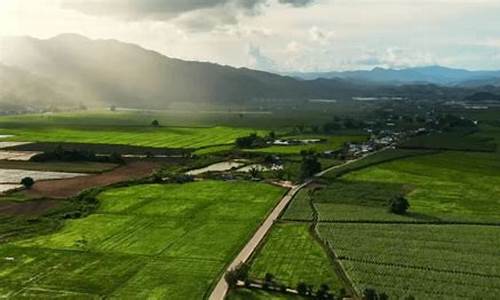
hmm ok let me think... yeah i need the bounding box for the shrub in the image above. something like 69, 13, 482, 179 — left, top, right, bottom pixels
235, 133, 266, 148
388, 195, 410, 214
21, 177, 35, 189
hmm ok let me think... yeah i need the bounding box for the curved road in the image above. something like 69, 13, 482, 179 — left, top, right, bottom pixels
209, 150, 384, 300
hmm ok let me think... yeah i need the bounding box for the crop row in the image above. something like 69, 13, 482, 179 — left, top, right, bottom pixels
317, 223, 500, 299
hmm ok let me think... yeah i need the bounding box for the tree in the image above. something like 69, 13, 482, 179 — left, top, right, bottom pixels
262, 273, 274, 290
110, 105, 116, 111
235, 133, 265, 148
151, 119, 160, 127
299, 154, 322, 180
109, 152, 125, 164
379, 292, 389, 300
268, 131, 276, 139
274, 168, 286, 180
388, 195, 410, 214
224, 262, 250, 288
21, 177, 35, 189
316, 284, 334, 300
363, 288, 378, 300
297, 282, 309, 296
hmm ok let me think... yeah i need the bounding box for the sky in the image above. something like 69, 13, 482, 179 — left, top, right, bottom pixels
0, 0, 499, 72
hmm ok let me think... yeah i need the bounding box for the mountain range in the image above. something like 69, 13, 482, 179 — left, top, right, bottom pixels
0, 34, 499, 111
287, 66, 500, 86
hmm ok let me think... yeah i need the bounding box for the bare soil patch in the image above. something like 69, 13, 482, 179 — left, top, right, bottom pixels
25, 161, 161, 198
0, 199, 61, 217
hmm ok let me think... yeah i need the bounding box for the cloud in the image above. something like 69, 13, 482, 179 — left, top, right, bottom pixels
247, 45, 279, 71
61, 0, 313, 21
355, 48, 436, 69
309, 26, 334, 45
278, 0, 315, 7
62, 1, 244, 19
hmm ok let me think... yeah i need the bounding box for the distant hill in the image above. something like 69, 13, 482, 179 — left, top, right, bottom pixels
1, 34, 499, 111
0, 34, 340, 109
0, 63, 87, 113
289, 66, 500, 86
464, 92, 500, 102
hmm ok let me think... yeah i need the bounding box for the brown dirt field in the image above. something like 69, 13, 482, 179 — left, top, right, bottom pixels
25, 161, 161, 199
0, 199, 61, 217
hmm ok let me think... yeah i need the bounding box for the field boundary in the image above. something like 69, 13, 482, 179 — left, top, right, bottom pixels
337, 257, 500, 279
313, 220, 500, 226
307, 189, 360, 299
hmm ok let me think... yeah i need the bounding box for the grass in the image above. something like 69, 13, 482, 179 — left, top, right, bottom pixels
342, 151, 500, 222
318, 223, 500, 299
281, 187, 314, 221
247, 135, 367, 155
0, 180, 285, 299
0, 126, 261, 150
249, 223, 343, 291
312, 180, 427, 222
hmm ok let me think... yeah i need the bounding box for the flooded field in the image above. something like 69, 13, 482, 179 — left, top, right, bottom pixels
0, 169, 87, 184
0, 151, 41, 161
237, 164, 283, 172
0, 142, 32, 149
0, 141, 38, 161
0, 184, 23, 193
186, 161, 245, 175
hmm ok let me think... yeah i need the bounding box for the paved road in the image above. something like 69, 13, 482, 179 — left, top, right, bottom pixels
209, 150, 385, 300
208, 182, 308, 300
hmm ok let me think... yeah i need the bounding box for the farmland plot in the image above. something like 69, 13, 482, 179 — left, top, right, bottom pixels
318, 223, 500, 299
249, 224, 342, 290
0, 126, 261, 150
0, 180, 284, 299
247, 135, 367, 155
340, 151, 500, 222
0, 169, 86, 184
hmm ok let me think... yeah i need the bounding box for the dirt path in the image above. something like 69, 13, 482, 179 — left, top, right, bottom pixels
25, 161, 160, 199
209, 150, 387, 300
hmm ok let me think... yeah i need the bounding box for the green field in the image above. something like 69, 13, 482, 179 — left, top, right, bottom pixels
341, 151, 500, 222
0, 181, 285, 299
400, 131, 497, 152
0, 126, 260, 150
247, 135, 367, 155
318, 223, 500, 299
281, 187, 314, 221
312, 180, 424, 222
322, 148, 435, 179
249, 223, 342, 290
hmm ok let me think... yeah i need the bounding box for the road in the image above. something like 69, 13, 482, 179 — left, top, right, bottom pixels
208, 182, 308, 300
209, 150, 385, 300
